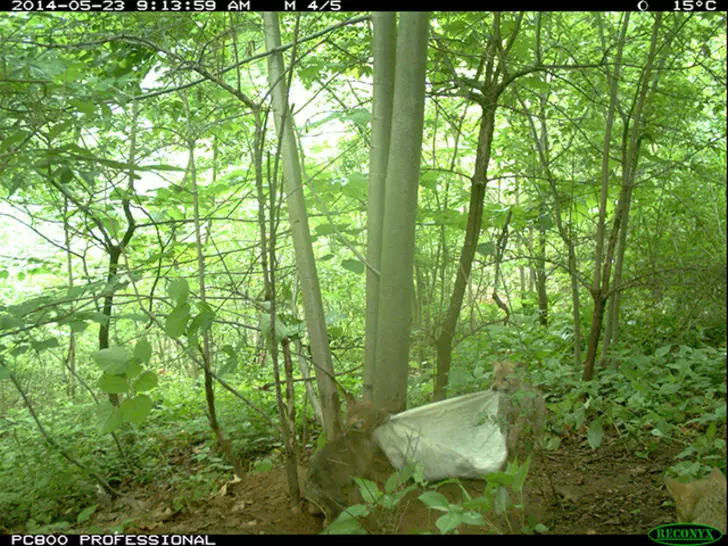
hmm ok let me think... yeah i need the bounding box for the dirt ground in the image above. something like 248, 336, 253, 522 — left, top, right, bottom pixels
86, 431, 683, 535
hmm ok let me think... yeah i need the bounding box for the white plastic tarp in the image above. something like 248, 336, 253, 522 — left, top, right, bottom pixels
372, 390, 507, 481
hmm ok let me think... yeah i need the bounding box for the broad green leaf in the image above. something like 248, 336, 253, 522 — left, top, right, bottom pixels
31, 338, 59, 352
69, 98, 95, 116
188, 303, 216, 336
1, 131, 28, 153
98, 373, 129, 394
520, 76, 550, 93
341, 259, 364, 274
96, 401, 123, 434
89, 312, 110, 325
0, 365, 10, 380
133, 337, 152, 364
461, 510, 484, 526
167, 278, 189, 305
420, 171, 439, 190
165, 303, 190, 338
325, 506, 368, 534
418, 491, 450, 511
343, 173, 368, 200
125, 359, 142, 379
133, 371, 158, 392
436, 511, 463, 534
120, 394, 153, 424
346, 108, 371, 127
92, 347, 130, 374
69, 321, 88, 333
353, 477, 380, 504
587, 418, 603, 449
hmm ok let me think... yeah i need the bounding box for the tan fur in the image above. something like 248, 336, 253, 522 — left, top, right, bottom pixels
665, 468, 727, 533
491, 361, 546, 456
345, 400, 389, 433
304, 399, 390, 524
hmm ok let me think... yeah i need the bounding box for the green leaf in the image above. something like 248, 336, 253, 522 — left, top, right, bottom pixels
31, 337, 60, 352
587, 418, 603, 450
188, 303, 216, 336
315, 223, 338, 236
69, 98, 95, 116
341, 259, 365, 275
325, 506, 368, 534
343, 173, 368, 201
476, 241, 496, 257
419, 491, 450, 511
56, 166, 74, 184
167, 278, 189, 305
89, 312, 110, 325
133, 371, 158, 392
461, 510, 484, 526
125, 359, 142, 379
165, 303, 190, 338
346, 108, 371, 127
435, 511, 462, 534
0, 314, 24, 330
97, 401, 123, 434
0, 365, 11, 380
69, 321, 88, 333
520, 76, 550, 93
353, 478, 380, 504
420, 171, 439, 190
133, 337, 152, 364
494, 485, 510, 514
98, 373, 129, 394
120, 394, 153, 424
77, 505, 98, 523
92, 347, 130, 374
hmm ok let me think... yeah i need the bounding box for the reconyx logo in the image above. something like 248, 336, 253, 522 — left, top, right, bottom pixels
649, 523, 724, 546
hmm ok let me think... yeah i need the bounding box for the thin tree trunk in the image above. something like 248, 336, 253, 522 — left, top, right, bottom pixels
584, 13, 660, 380
183, 93, 245, 479
582, 13, 630, 382
263, 12, 341, 438
434, 101, 496, 401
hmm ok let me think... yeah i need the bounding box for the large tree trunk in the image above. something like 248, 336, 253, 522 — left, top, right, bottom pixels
363, 12, 396, 401
372, 12, 429, 413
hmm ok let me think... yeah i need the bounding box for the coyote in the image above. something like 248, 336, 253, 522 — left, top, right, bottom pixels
665, 468, 727, 533
304, 400, 389, 523
491, 361, 546, 456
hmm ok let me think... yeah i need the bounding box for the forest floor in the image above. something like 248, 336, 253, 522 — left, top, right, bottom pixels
82, 430, 683, 535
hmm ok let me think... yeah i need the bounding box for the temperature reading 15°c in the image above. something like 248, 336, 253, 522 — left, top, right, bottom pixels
674, 0, 718, 9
